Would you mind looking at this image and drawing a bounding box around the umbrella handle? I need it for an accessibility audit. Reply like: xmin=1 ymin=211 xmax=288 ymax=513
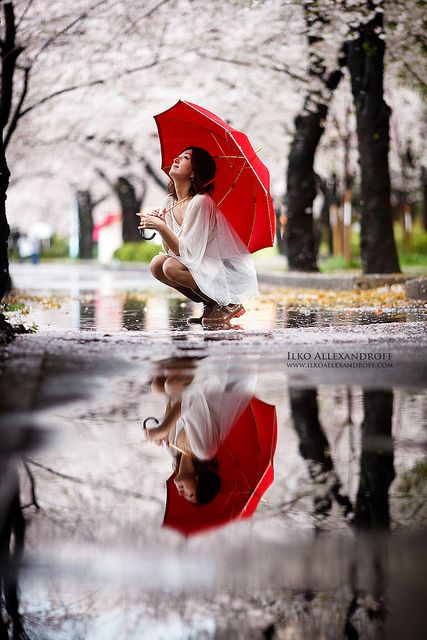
xmin=143 ymin=416 xmax=160 ymax=430
xmin=139 ymin=228 xmax=156 ymax=241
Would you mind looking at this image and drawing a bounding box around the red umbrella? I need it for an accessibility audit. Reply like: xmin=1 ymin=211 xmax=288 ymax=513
xmin=154 ymin=100 xmax=275 ymax=253
xmin=163 ymin=397 xmax=278 ymax=537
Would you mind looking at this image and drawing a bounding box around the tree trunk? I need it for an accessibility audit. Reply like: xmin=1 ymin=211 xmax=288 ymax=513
xmin=289 ymin=387 xmax=353 ymax=519
xmin=77 ymin=190 xmax=94 ymax=259
xmin=354 ymin=390 xmax=395 ymax=530
xmin=115 ymin=176 xmax=142 ymax=243
xmin=286 ymin=108 xmax=326 ymax=271
xmin=0 ymin=0 xmax=21 ymax=303
xmin=285 ymin=2 xmax=342 ymax=271
xmin=0 ymin=136 xmax=11 ymax=301
xmin=345 ymin=2 xmax=400 ymax=273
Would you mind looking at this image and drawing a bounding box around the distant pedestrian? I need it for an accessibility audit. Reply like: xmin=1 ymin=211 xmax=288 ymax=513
xmin=17 ymin=235 xmax=40 ymax=264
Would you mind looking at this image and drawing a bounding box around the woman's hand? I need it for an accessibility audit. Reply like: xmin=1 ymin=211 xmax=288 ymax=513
xmin=138 ymin=211 xmax=165 ymax=232
xmin=144 ymin=422 xmax=171 ymax=445
xmin=137 ymin=207 xmax=166 ymax=232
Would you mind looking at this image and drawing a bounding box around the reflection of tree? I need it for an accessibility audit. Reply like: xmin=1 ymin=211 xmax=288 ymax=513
xmin=123 ymin=295 xmax=147 ymax=331
xmin=289 ymin=388 xmax=353 ymax=520
xmin=354 ymin=391 xmax=395 ymax=530
xmin=79 ymin=297 xmax=96 ymax=330
xmin=344 ymin=390 xmax=395 ymax=640
xmin=0 ymin=461 xmax=28 ymax=640
xmin=289 ymin=386 xmax=396 ymax=639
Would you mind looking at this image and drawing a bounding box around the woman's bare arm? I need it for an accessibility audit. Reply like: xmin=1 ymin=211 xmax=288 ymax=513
xmin=144 ymin=400 xmax=182 ymax=443
xmin=157 ymin=223 xmax=179 ymax=255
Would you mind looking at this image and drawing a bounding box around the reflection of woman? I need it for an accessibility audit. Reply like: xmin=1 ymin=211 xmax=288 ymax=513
xmin=138 ymin=147 xmax=259 ymax=325
xmin=146 ymin=356 xmax=258 ymax=504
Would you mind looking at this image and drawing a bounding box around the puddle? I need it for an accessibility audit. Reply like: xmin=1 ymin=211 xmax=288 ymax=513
xmin=4 ymin=290 xmax=427 ymax=334
xmin=7 ymin=262 xmax=427 ymax=334
xmin=1 ymin=263 xmax=427 ymax=638
xmin=1 ymin=345 xmax=427 ymax=639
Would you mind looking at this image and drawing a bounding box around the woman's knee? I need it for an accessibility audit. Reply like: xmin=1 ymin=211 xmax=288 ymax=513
xmin=162 ymin=257 xmax=180 ymax=282
xmin=150 ymin=255 xmax=167 ymax=279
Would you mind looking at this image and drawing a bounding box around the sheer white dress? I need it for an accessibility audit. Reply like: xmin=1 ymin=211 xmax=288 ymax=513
xmin=159 ymin=193 xmax=259 ymax=306
xmin=169 ymin=354 xmax=258 ymax=460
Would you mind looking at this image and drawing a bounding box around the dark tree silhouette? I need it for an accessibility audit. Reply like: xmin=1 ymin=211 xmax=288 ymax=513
xmin=345 ymin=0 xmax=400 ymax=273
xmin=289 ymin=387 xmax=353 ymax=519
xmin=116 ymin=176 xmax=144 ymax=243
xmin=285 ymin=1 xmax=343 ymax=271
xmin=0 ymin=0 xmax=23 ymax=303
xmin=0 ymin=462 xmax=28 ymax=640
xmin=76 ymin=190 xmax=95 ymax=259
xmin=354 ymin=390 xmax=395 ymax=530
xmin=344 ymin=389 xmax=395 ymax=640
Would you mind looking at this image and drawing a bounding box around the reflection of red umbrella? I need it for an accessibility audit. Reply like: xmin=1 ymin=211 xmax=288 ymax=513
xmin=154 ymin=100 xmax=275 ymax=253
xmin=163 ymin=397 xmax=278 ymax=537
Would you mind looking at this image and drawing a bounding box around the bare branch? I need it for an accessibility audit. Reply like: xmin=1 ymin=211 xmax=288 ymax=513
xmin=198 ymin=52 xmax=308 ymax=84
xmin=95 ymin=167 xmax=115 ymax=191
xmin=4 ymin=65 xmax=30 ymax=148
xmin=22 ymin=460 xmax=40 ymax=510
xmin=30 ymin=0 xmax=112 ymax=67
xmin=143 ymin=158 xmax=168 ymax=190
xmin=16 ymin=0 xmax=35 ymax=29
xmin=93 ymin=193 xmax=108 ymax=208
xmin=26 ymin=458 xmax=162 ymax=504
xmin=8 ymin=170 xmax=55 ymax=188
xmin=17 ymin=49 xmax=199 ymax=119
xmin=143 ymin=0 xmax=173 ymax=21
xmin=123 ymin=0 xmax=173 ymax=35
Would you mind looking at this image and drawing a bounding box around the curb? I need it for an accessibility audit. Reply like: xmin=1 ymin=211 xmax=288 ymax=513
xmin=256 ymin=272 xmax=413 ymax=291
xmin=405 ymin=277 xmax=427 ymax=301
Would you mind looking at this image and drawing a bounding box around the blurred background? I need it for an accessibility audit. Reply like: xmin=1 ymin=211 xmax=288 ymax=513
xmin=2 ymin=0 xmax=426 ymax=272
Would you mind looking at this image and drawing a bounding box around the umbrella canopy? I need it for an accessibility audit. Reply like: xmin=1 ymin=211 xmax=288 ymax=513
xmin=163 ymin=397 xmax=278 ymax=537
xmin=154 ymin=100 xmax=275 ymax=253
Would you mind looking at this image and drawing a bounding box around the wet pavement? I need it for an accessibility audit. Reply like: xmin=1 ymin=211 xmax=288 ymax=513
xmin=1 ymin=262 xmax=427 ymax=639
xmin=7 ymin=262 xmax=427 ymax=333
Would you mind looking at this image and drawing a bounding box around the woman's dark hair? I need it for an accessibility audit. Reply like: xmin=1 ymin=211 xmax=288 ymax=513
xmin=193 ymin=457 xmax=221 ymax=505
xmin=173 ymin=453 xmax=221 ymax=505
xmin=168 ymin=146 xmax=216 ymax=198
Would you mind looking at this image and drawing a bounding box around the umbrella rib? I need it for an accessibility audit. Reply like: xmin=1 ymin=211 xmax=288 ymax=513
xmin=210 ymin=131 xmax=234 ymax=169
xmin=217 ymin=159 xmax=248 ymax=206
xmin=215 ymin=147 xmax=263 ymax=160
xmin=265 ymin=190 xmax=274 ymax=246
xmin=246 ymin=196 xmax=257 ymax=249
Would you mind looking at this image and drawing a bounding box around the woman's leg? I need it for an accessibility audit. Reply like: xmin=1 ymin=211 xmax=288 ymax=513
xmin=162 ymin=257 xmax=197 ymax=289
xmin=162 ymin=258 xmax=217 ymax=305
xmin=150 ymin=255 xmax=204 ymax=303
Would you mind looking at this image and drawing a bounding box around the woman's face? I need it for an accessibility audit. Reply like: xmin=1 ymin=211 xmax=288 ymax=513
xmin=169 ymin=149 xmax=193 ymax=180
xmin=174 ymin=475 xmax=197 ymax=503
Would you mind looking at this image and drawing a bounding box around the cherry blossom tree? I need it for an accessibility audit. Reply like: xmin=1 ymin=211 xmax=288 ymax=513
xmin=285 ymin=0 xmax=344 ymax=271
xmin=2 ymin=0 xmax=426 ymax=278
xmin=345 ymin=0 xmax=400 ymax=273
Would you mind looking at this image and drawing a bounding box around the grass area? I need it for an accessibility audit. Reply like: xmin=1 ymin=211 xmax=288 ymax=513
xmin=320 ymin=255 xmax=361 ymax=272
xmin=1 ymin=300 xmax=27 ymax=312
xmin=319 ymin=221 xmax=427 ymax=273
xmin=41 ymin=235 xmax=69 ymax=259
xmin=113 ymin=241 xmax=163 ymax=262
xmin=252 ymin=246 xmax=278 ymax=260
